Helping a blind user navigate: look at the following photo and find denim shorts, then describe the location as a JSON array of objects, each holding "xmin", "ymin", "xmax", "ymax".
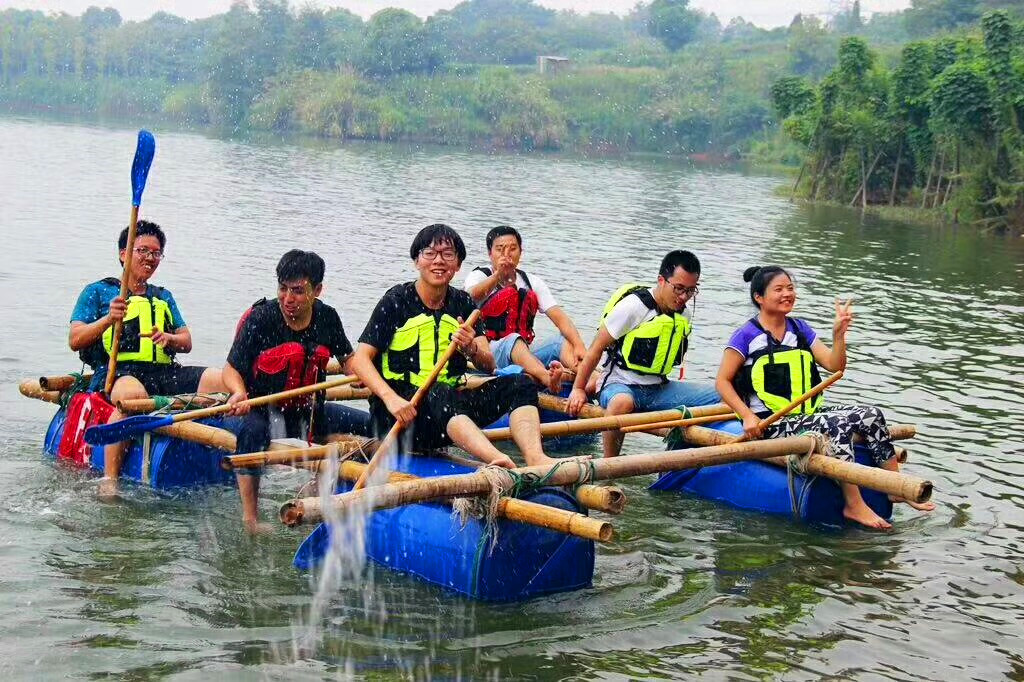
[{"xmin": 598, "ymin": 379, "xmax": 720, "ymax": 412}]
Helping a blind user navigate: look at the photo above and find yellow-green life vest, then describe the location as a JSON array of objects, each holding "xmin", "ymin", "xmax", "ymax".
[
  {"xmin": 381, "ymin": 312, "xmax": 465, "ymax": 388},
  {"xmin": 102, "ymin": 292, "xmax": 175, "ymax": 365},
  {"xmin": 600, "ymin": 283, "xmax": 691, "ymax": 377},
  {"xmin": 736, "ymin": 317, "xmax": 822, "ymax": 416}
]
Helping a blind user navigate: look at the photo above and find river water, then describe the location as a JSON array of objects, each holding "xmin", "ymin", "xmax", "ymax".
[{"xmin": 0, "ymin": 116, "xmax": 1022, "ymax": 679}]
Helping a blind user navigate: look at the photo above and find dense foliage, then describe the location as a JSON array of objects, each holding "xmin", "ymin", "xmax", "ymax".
[
  {"xmin": 773, "ymin": 10, "xmax": 1024, "ymax": 229},
  {"xmin": 1, "ymin": 0, "xmax": 1021, "ymax": 193}
]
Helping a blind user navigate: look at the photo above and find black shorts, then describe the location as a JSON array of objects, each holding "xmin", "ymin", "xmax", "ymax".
[
  {"xmin": 369, "ymin": 374, "xmax": 538, "ymax": 451},
  {"xmin": 115, "ymin": 363, "xmax": 208, "ymax": 396}
]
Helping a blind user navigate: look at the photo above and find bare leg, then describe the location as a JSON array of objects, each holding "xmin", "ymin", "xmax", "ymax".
[
  {"xmin": 236, "ymin": 473, "xmax": 271, "ymax": 534},
  {"xmin": 509, "ymin": 405, "xmax": 555, "ymax": 467},
  {"xmin": 882, "ymin": 456, "xmax": 936, "ymax": 511},
  {"xmin": 197, "ymin": 366, "xmax": 227, "ymax": 393},
  {"xmin": 602, "ymin": 393, "xmax": 634, "ymax": 458},
  {"xmin": 841, "ymin": 482, "xmax": 892, "ymax": 529},
  {"xmin": 509, "ymin": 339, "xmax": 561, "ymax": 393},
  {"xmin": 558, "ymin": 340, "xmax": 578, "ymax": 372},
  {"xmin": 446, "ymin": 415, "xmax": 515, "ymax": 468},
  {"xmin": 99, "ymin": 375, "xmax": 149, "ymax": 498}
]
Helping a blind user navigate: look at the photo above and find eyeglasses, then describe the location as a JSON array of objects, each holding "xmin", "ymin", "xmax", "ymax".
[
  {"xmin": 419, "ymin": 248, "xmax": 458, "ymax": 263},
  {"xmin": 668, "ymin": 282, "xmax": 699, "ymax": 297},
  {"xmin": 133, "ymin": 246, "xmax": 164, "ymax": 260}
]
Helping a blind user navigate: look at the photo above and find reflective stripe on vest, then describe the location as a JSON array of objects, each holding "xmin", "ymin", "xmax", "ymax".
[
  {"xmin": 102, "ymin": 294, "xmax": 174, "ymax": 364},
  {"xmin": 381, "ymin": 313, "xmax": 463, "ymax": 388},
  {"xmin": 600, "ymin": 283, "xmax": 691, "ymax": 376}
]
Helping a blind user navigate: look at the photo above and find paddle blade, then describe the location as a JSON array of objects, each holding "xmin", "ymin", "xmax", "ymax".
[
  {"xmin": 84, "ymin": 414, "xmax": 174, "ymax": 445},
  {"xmin": 130, "ymin": 130, "xmax": 156, "ymax": 207}
]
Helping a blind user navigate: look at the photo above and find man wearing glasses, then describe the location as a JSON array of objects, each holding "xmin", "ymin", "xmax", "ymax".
[
  {"xmin": 69, "ymin": 220, "xmax": 224, "ymax": 496},
  {"xmin": 350, "ymin": 223, "xmax": 556, "ymax": 467},
  {"xmin": 566, "ymin": 250, "xmax": 720, "ymax": 458}
]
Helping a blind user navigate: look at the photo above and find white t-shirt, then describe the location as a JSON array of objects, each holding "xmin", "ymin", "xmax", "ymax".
[
  {"xmin": 462, "ymin": 267, "xmax": 558, "ymax": 313},
  {"xmin": 601, "ymin": 287, "xmax": 682, "ymax": 387}
]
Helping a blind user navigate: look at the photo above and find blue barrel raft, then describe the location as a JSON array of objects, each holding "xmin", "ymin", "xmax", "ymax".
[
  {"xmin": 293, "ymin": 455, "xmax": 596, "ymax": 601},
  {"xmin": 42, "ymin": 407, "xmax": 236, "ymax": 490},
  {"xmin": 650, "ymin": 420, "xmax": 893, "ymax": 526}
]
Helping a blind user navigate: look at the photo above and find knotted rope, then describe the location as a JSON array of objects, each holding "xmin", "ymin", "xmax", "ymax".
[{"xmin": 786, "ymin": 431, "xmax": 833, "ymax": 520}]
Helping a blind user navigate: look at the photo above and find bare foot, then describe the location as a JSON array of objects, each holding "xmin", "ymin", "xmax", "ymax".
[
  {"xmin": 483, "ymin": 454, "xmax": 516, "ymax": 469},
  {"xmin": 97, "ymin": 477, "xmax": 120, "ymax": 501},
  {"xmin": 546, "ymin": 361, "xmax": 565, "ymax": 394},
  {"xmin": 889, "ymin": 495, "xmax": 936, "ymax": 512},
  {"xmin": 843, "ymin": 503, "xmax": 892, "ymax": 529},
  {"xmin": 525, "ymin": 454, "xmax": 559, "ymax": 469},
  {"xmin": 243, "ymin": 519, "xmax": 274, "ymax": 535}
]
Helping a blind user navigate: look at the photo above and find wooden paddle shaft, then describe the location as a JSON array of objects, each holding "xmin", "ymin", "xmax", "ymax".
[
  {"xmin": 313, "ymin": 459, "xmax": 612, "ymax": 542},
  {"xmin": 484, "ymin": 403, "xmax": 733, "ymax": 441},
  {"xmin": 167, "ymin": 375, "xmax": 358, "ymax": 424},
  {"xmin": 104, "ymin": 204, "xmax": 141, "ymax": 395},
  {"xmin": 281, "ymin": 433, "xmax": 903, "ymax": 525},
  {"xmin": 353, "ymin": 309, "xmax": 482, "ymax": 490},
  {"xmin": 19, "ymin": 379, "xmax": 61, "ymax": 404}
]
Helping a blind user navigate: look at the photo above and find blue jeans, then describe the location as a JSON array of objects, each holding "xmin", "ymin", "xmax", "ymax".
[
  {"xmin": 490, "ymin": 334, "xmax": 565, "ymax": 370},
  {"xmin": 599, "ymin": 380, "xmax": 720, "ymax": 412}
]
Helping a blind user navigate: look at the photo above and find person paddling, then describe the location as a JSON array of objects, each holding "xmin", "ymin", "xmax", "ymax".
[
  {"xmin": 566, "ymin": 250, "xmax": 720, "ymax": 457},
  {"xmin": 223, "ymin": 250, "xmax": 370, "ymax": 533},
  {"xmin": 464, "ymin": 226, "xmax": 588, "ymax": 392},
  {"xmin": 715, "ymin": 265, "xmax": 935, "ymax": 530},
  {"xmin": 68, "ymin": 221, "xmax": 225, "ymax": 498},
  {"xmin": 350, "ymin": 224, "xmax": 556, "ymax": 467}
]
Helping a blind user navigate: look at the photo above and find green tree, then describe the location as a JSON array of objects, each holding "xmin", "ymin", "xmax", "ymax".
[
  {"xmin": 906, "ymin": 0, "xmax": 981, "ymax": 36},
  {"xmin": 648, "ymin": 0, "xmax": 700, "ymax": 52},
  {"xmin": 358, "ymin": 9, "xmax": 440, "ymax": 77}
]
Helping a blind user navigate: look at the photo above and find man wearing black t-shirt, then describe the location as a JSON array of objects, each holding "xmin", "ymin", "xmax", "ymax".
[
  {"xmin": 351, "ymin": 224, "xmax": 556, "ymax": 468},
  {"xmin": 224, "ymin": 250, "xmax": 369, "ymax": 532}
]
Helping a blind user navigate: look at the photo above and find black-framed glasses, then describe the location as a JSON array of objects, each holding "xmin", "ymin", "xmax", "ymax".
[
  {"xmin": 668, "ymin": 282, "xmax": 699, "ymax": 297},
  {"xmin": 133, "ymin": 246, "xmax": 164, "ymax": 260},
  {"xmin": 419, "ymin": 248, "xmax": 458, "ymax": 262}
]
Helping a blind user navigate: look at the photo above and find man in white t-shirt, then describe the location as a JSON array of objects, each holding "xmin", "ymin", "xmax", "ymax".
[
  {"xmin": 464, "ymin": 226, "xmax": 588, "ymax": 394},
  {"xmin": 566, "ymin": 250, "xmax": 720, "ymax": 457}
]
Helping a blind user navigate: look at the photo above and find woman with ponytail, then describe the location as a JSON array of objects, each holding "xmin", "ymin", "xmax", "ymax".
[{"xmin": 715, "ymin": 265, "xmax": 934, "ymax": 529}]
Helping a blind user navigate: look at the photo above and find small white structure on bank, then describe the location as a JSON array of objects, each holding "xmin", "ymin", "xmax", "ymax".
[{"xmin": 537, "ymin": 56, "xmax": 570, "ymax": 74}]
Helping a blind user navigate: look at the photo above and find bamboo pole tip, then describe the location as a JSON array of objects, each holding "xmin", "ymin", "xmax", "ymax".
[
  {"xmin": 280, "ymin": 500, "xmax": 305, "ymax": 527},
  {"xmin": 597, "ymin": 522, "xmax": 614, "ymax": 542},
  {"xmin": 19, "ymin": 379, "xmax": 41, "ymax": 396},
  {"xmin": 220, "ymin": 456, "xmax": 234, "ymax": 471},
  {"xmin": 913, "ymin": 480, "xmax": 933, "ymax": 504}
]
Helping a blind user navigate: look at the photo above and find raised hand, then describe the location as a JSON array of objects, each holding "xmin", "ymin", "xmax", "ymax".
[
  {"xmin": 833, "ymin": 298, "xmax": 854, "ymax": 338},
  {"xmin": 452, "ymin": 316, "xmax": 476, "ymax": 353}
]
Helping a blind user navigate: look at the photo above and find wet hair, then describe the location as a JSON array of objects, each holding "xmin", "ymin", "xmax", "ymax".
[
  {"xmin": 276, "ymin": 249, "xmax": 325, "ymax": 287},
  {"xmin": 659, "ymin": 250, "xmax": 701, "ymax": 279},
  {"xmin": 409, "ymin": 223, "xmax": 466, "ymax": 263},
  {"xmin": 118, "ymin": 220, "xmax": 166, "ymax": 251},
  {"xmin": 743, "ymin": 265, "xmax": 792, "ymax": 308},
  {"xmin": 486, "ymin": 225, "xmax": 522, "ymax": 251}
]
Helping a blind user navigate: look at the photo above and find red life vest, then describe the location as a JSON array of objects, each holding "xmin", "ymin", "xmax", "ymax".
[
  {"xmin": 476, "ymin": 268, "xmax": 540, "ymax": 344},
  {"xmin": 58, "ymin": 392, "xmax": 115, "ymax": 467},
  {"xmin": 236, "ymin": 298, "xmax": 332, "ymax": 411}
]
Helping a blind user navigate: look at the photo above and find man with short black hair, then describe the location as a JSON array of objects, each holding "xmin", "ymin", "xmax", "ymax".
[
  {"xmin": 566, "ymin": 250, "xmax": 720, "ymax": 458},
  {"xmin": 350, "ymin": 224, "xmax": 555, "ymax": 467},
  {"xmin": 224, "ymin": 249, "xmax": 370, "ymax": 532},
  {"xmin": 69, "ymin": 220, "xmax": 224, "ymax": 497},
  {"xmin": 464, "ymin": 225, "xmax": 588, "ymax": 393}
]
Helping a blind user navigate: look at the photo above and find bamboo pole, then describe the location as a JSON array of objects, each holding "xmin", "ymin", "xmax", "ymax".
[
  {"xmin": 281, "ymin": 453, "xmax": 612, "ymax": 541},
  {"xmin": 118, "ymin": 394, "xmax": 225, "ymax": 413},
  {"xmin": 154, "ymin": 421, "xmax": 237, "ymax": 451},
  {"xmin": 483, "ymin": 404, "xmax": 733, "ymax": 441},
  {"xmin": 576, "ymin": 485, "xmax": 627, "ymax": 514},
  {"xmin": 281, "ymin": 433, "xmax": 931, "ymax": 526},
  {"xmin": 38, "ymin": 374, "xmax": 93, "ymax": 391},
  {"xmin": 19, "ymin": 379, "xmax": 61, "ymax": 404},
  {"xmin": 619, "ymin": 412, "xmax": 734, "ymax": 434}
]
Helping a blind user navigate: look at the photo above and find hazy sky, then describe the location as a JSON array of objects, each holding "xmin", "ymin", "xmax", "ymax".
[{"xmin": 0, "ymin": 0, "xmax": 913, "ymax": 27}]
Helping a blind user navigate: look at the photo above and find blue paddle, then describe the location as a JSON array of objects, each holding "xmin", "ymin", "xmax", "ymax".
[
  {"xmin": 104, "ymin": 130, "xmax": 157, "ymax": 395},
  {"xmin": 85, "ymin": 375, "xmax": 360, "ymax": 446}
]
